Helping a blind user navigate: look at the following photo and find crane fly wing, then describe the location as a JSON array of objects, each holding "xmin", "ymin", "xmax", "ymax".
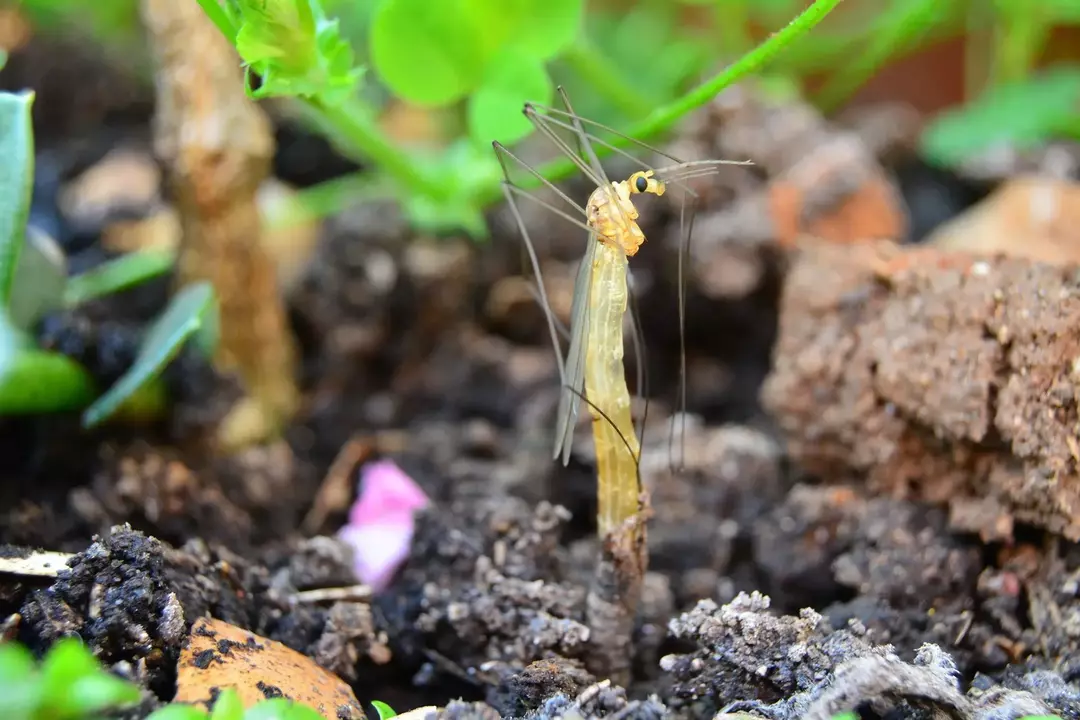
[{"xmin": 553, "ymin": 229, "xmax": 598, "ymax": 465}]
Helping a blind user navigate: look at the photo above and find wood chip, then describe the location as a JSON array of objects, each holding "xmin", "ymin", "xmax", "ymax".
[
  {"xmin": 176, "ymin": 617, "xmax": 365, "ymax": 719},
  {"xmin": 0, "ymin": 550, "xmax": 74, "ymax": 577}
]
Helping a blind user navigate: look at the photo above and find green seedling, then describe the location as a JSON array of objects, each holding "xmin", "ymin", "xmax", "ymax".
[
  {"xmin": 0, "ymin": 637, "xmax": 141, "ymax": 720},
  {"xmin": 0, "ymin": 89, "xmax": 218, "ymax": 425},
  {"xmin": 145, "ymin": 687, "xmax": 325, "ymax": 720},
  {"xmin": 371, "ymin": 700, "xmax": 397, "ymax": 720}
]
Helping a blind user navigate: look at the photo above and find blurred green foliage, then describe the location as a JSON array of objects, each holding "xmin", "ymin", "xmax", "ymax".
[
  {"xmin": 0, "ymin": 637, "xmax": 141, "ymax": 720},
  {"xmin": 0, "ymin": 87, "xmax": 217, "ymax": 426},
  {"xmin": 13, "ymin": 0, "xmax": 1080, "ymax": 233},
  {"xmin": 0, "ymin": 638, "xmax": 337, "ymax": 720}
]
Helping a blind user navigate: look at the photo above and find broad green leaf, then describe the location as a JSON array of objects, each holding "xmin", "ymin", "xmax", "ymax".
[
  {"xmin": 63, "ymin": 248, "xmax": 174, "ymax": 308},
  {"xmin": 921, "ymin": 65, "xmax": 1080, "ymax": 167},
  {"xmin": 0, "ymin": 311, "xmax": 97, "ymax": 415},
  {"xmin": 10, "ymin": 226, "xmax": 68, "ymax": 330},
  {"xmin": 0, "ymin": 90, "xmax": 35, "ymax": 308},
  {"xmin": 66, "ymin": 672, "xmax": 142, "ymax": 715},
  {"xmin": 458, "ymin": 0, "xmax": 584, "ymax": 62},
  {"xmin": 467, "ymin": 50, "xmax": 553, "ymax": 146},
  {"xmin": 370, "ymin": 0, "xmax": 487, "ymax": 106},
  {"xmin": 39, "ymin": 637, "xmax": 139, "ymax": 717},
  {"xmin": 371, "ymin": 700, "xmax": 398, "ymax": 720},
  {"xmin": 82, "ymin": 281, "xmax": 216, "ymax": 428},
  {"xmin": 208, "ymin": 688, "xmax": 243, "ymax": 720}
]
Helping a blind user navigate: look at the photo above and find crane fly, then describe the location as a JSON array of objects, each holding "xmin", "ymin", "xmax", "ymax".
[{"xmin": 493, "ymin": 88, "xmax": 749, "ymax": 532}]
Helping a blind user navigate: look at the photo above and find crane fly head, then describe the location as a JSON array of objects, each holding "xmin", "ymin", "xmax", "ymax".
[{"xmin": 628, "ymin": 170, "xmax": 665, "ymax": 198}]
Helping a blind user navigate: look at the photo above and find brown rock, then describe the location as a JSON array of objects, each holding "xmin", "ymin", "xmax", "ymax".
[
  {"xmin": 175, "ymin": 617, "xmax": 365, "ymax": 719},
  {"xmin": 762, "ymin": 239, "xmax": 1080, "ymax": 540}
]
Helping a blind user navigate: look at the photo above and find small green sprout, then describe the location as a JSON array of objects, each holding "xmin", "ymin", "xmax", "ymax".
[
  {"xmin": 0, "ymin": 637, "xmax": 141, "ymax": 720},
  {"xmin": 0, "ymin": 89, "xmax": 219, "ymax": 425},
  {"xmin": 145, "ymin": 687, "xmax": 326, "ymax": 720},
  {"xmin": 371, "ymin": 700, "xmax": 397, "ymax": 720}
]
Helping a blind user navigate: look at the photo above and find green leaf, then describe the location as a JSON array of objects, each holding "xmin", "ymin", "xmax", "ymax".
[
  {"xmin": 370, "ymin": 0, "xmax": 487, "ymax": 106},
  {"xmin": 244, "ymin": 699, "xmax": 326, "ymax": 720},
  {"xmin": 67, "ymin": 672, "xmax": 142, "ymax": 715},
  {"xmin": 9, "ymin": 226, "xmax": 68, "ymax": 331},
  {"xmin": 63, "ymin": 249, "xmax": 174, "ymax": 308},
  {"xmin": 467, "ymin": 50, "xmax": 553, "ymax": 146},
  {"xmin": 82, "ymin": 281, "xmax": 217, "ymax": 428},
  {"xmin": 146, "ymin": 704, "xmax": 211, "ymax": 720},
  {"xmin": 0, "ymin": 311, "xmax": 98, "ymax": 415},
  {"xmin": 921, "ymin": 65, "xmax": 1080, "ymax": 167},
  {"xmin": 462, "ymin": 0, "xmax": 583, "ymax": 61},
  {"xmin": 0, "ymin": 90, "xmax": 35, "ymax": 308},
  {"xmin": 209, "ymin": 688, "xmax": 243, "ymax": 720},
  {"xmin": 0, "ymin": 641, "xmax": 42, "ymax": 717},
  {"xmin": 371, "ymin": 700, "xmax": 398, "ymax": 720},
  {"xmin": 40, "ymin": 638, "xmax": 140, "ymax": 717},
  {"xmin": 196, "ymin": 0, "xmax": 239, "ymax": 43},
  {"xmin": 233, "ymin": 0, "xmax": 363, "ymax": 103}
]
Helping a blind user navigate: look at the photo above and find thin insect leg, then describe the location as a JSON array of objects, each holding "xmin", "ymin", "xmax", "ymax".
[
  {"xmin": 668, "ymin": 191, "xmax": 699, "ymax": 474},
  {"xmin": 523, "ymin": 111, "xmax": 742, "ymax": 200},
  {"xmin": 523, "ymin": 105, "xmax": 610, "ymax": 191},
  {"xmin": 626, "ymin": 266, "xmax": 650, "ymax": 456},
  {"xmin": 554, "ymin": 87, "xmax": 615, "ymax": 192},
  {"xmin": 533, "ymin": 93, "xmax": 644, "ymax": 241},
  {"xmin": 528, "ymin": 99, "xmax": 688, "ymax": 166},
  {"xmin": 500, "ymin": 181, "xmax": 597, "ymax": 237},
  {"xmin": 499, "ymin": 180, "xmax": 568, "ymax": 388},
  {"xmin": 494, "ymin": 141, "xmax": 589, "ymax": 222}
]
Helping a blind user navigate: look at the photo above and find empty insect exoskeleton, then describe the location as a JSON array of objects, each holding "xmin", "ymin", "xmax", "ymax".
[{"xmin": 493, "ymin": 88, "xmax": 750, "ymax": 537}]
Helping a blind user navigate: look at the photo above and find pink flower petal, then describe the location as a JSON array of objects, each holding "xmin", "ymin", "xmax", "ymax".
[
  {"xmin": 336, "ymin": 459, "xmax": 430, "ymax": 591},
  {"xmin": 337, "ymin": 519, "xmax": 416, "ymax": 592},
  {"xmin": 348, "ymin": 459, "xmax": 430, "ymax": 525}
]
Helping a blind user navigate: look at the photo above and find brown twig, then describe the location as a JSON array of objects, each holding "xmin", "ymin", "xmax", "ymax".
[{"xmin": 140, "ymin": 0, "xmax": 298, "ymax": 449}]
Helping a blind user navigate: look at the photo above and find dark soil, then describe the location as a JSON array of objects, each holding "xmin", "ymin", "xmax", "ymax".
[{"xmin": 3, "ymin": 26, "xmax": 1080, "ymax": 720}]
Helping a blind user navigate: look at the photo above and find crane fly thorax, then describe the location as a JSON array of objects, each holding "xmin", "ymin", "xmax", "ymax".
[{"xmin": 587, "ymin": 181, "xmax": 645, "ymax": 257}]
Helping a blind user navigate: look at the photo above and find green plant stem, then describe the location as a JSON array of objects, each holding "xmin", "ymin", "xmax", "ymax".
[
  {"xmin": 302, "ymin": 94, "xmax": 448, "ymax": 202},
  {"xmin": 477, "ymin": 0, "xmax": 847, "ymax": 206},
  {"xmin": 561, "ymin": 35, "xmax": 651, "ymax": 120}
]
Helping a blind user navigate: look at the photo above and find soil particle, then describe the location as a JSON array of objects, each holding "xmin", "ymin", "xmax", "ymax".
[
  {"xmin": 761, "ymin": 238, "xmax": 1080, "ymax": 540},
  {"xmin": 19, "ymin": 524, "xmax": 186, "ymax": 691},
  {"xmin": 658, "ymin": 591, "xmax": 883, "ymax": 717},
  {"xmin": 381, "ymin": 498, "xmax": 587, "ymax": 692},
  {"xmin": 311, "ymin": 601, "xmax": 392, "ymax": 682},
  {"xmin": 488, "ymin": 658, "xmax": 595, "ymax": 717},
  {"xmin": 642, "ymin": 424, "xmax": 787, "ymax": 609},
  {"xmin": 440, "ymin": 678, "xmax": 666, "ymax": 720}
]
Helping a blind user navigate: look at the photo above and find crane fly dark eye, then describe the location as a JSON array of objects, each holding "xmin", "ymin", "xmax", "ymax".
[{"xmin": 634, "ymin": 176, "xmax": 648, "ymax": 193}]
